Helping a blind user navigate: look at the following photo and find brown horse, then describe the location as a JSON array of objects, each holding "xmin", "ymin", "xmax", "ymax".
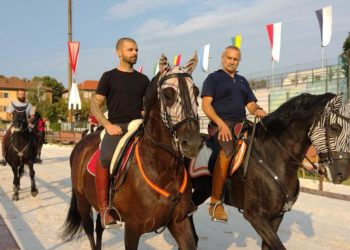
[{"xmin": 61, "ymin": 53, "xmax": 202, "ymax": 250}]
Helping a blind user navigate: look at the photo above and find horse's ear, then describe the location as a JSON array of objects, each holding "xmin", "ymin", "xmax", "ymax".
[
  {"xmin": 328, "ymin": 93, "xmax": 343, "ymax": 111},
  {"xmin": 159, "ymin": 53, "xmax": 169, "ymax": 74},
  {"xmin": 184, "ymin": 51, "xmax": 198, "ymax": 74}
]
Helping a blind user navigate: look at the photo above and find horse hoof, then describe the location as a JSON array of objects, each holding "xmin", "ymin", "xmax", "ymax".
[
  {"xmin": 12, "ymin": 194, "xmax": 19, "ymax": 201},
  {"xmin": 31, "ymin": 189, "xmax": 38, "ymax": 197}
]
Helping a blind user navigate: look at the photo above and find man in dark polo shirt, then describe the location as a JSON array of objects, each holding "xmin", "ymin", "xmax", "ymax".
[
  {"xmin": 91, "ymin": 37, "xmax": 149, "ymax": 228},
  {"xmin": 201, "ymin": 46, "xmax": 267, "ymax": 222}
]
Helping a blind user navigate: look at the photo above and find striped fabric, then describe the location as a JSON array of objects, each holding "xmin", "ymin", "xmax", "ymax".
[
  {"xmin": 158, "ymin": 54, "xmax": 198, "ymax": 128},
  {"xmin": 309, "ymin": 94, "xmax": 350, "ymax": 155}
]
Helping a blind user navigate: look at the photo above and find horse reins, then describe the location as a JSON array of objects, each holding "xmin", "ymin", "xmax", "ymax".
[{"xmin": 134, "ymin": 140, "xmax": 188, "ymax": 201}]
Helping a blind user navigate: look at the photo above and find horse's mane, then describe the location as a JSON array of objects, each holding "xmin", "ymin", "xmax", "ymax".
[
  {"xmin": 143, "ymin": 73, "xmax": 160, "ymax": 123},
  {"xmin": 261, "ymin": 93, "xmax": 336, "ymax": 136}
]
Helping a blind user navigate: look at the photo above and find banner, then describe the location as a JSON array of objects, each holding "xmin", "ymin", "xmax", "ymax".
[
  {"xmin": 199, "ymin": 44, "xmax": 210, "ymax": 73},
  {"xmin": 68, "ymin": 82, "xmax": 81, "ymax": 110},
  {"xmin": 266, "ymin": 22, "xmax": 282, "ymax": 62},
  {"xmin": 173, "ymin": 54, "xmax": 181, "ymax": 66},
  {"xmin": 154, "ymin": 61, "xmax": 160, "ymax": 76},
  {"xmin": 231, "ymin": 35, "xmax": 242, "ymax": 49},
  {"xmin": 68, "ymin": 41, "xmax": 80, "ymax": 74},
  {"xmin": 315, "ymin": 5, "xmax": 332, "ymax": 47}
]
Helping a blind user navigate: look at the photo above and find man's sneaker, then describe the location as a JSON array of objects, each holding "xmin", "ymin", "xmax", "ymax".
[{"xmin": 0, "ymin": 159, "xmax": 7, "ymax": 166}]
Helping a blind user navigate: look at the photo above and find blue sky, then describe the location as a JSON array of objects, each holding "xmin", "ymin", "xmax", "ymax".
[{"xmin": 0, "ymin": 0, "xmax": 349, "ymax": 88}]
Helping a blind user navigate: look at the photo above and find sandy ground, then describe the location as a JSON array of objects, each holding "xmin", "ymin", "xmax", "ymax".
[{"xmin": 0, "ymin": 144, "xmax": 350, "ymax": 250}]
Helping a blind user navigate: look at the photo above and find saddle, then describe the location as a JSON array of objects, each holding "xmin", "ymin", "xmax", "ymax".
[
  {"xmin": 87, "ymin": 119, "xmax": 143, "ymax": 178},
  {"xmin": 188, "ymin": 120, "xmax": 250, "ymax": 178}
]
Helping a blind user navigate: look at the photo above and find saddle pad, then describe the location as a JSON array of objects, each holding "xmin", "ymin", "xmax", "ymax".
[
  {"xmin": 189, "ymin": 143, "xmax": 212, "ymax": 178},
  {"xmin": 87, "ymin": 149, "xmax": 100, "ymax": 176},
  {"xmin": 109, "ymin": 119, "xmax": 143, "ymax": 174}
]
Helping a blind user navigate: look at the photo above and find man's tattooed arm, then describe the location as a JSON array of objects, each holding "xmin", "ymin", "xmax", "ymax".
[{"xmin": 91, "ymin": 94, "xmax": 110, "ymax": 127}]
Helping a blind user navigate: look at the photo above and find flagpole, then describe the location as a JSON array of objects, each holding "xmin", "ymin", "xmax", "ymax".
[
  {"xmin": 272, "ymin": 60, "xmax": 275, "ymax": 88},
  {"xmin": 68, "ymin": 0, "xmax": 73, "ymax": 123}
]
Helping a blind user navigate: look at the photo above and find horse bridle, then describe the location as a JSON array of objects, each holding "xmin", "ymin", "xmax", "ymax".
[
  {"xmin": 145, "ymin": 71, "xmax": 199, "ymax": 156},
  {"xmin": 310, "ymin": 106, "xmax": 350, "ymax": 166}
]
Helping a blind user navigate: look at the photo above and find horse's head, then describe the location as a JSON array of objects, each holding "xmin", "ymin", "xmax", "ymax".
[
  {"xmin": 309, "ymin": 93, "xmax": 350, "ymax": 183},
  {"xmin": 12, "ymin": 104, "xmax": 29, "ymax": 132},
  {"xmin": 145, "ymin": 52, "xmax": 202, "ymax": 158}
]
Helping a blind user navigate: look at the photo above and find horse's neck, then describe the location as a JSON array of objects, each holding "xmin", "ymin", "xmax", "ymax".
[{"xmin": 142, "ymin": 109, "xmax": 182, "ymax": 172}]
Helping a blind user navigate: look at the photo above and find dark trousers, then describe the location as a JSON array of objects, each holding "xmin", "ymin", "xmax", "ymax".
[
  {"xmin": 100, "ymin": 123, "xmax": 128, "ymax": 168},
  {"xmin": 209, "ymin": 121, "xmax": 237, "ymax": 157}
]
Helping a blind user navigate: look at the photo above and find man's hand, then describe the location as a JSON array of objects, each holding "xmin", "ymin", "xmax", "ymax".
[
  {"xmin": 105, "ymin": 124, "xmax": 123, "ymax": 136},
  {"xmin": 254, "ymin": 108, "xmax": 267, "ymax": 118},
  {"xmin": 218, "ymin": 122, "xmax": 232, "ymax": 142}
]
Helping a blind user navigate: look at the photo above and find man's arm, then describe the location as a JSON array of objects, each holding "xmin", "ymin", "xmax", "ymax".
[
  {"xmin": 202, "ymin": 96, "xmax": 232, "ymax": 141},
  {"xmin": 246, "ymin": 101, "xmax": 267, "ymax": 118},
  {"xmin": 91, "ymin": 94, "xmax": 122, "ymax": 135},
  {"xmin": 91, "ymin": 94, "xmax": 110, "ymax": 127},
  {"xmin": 5, "ymin": 112, "xmax": 12, "ymax": 121}
]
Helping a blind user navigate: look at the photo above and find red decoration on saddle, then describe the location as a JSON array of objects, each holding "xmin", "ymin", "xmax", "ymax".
[
  {"xmin": 234, "ymin": 123, "xmax": 243, "ymax": 137},
  {"xmin": 87, "ymin": 150, "xmax": 100, "ymax": 176}
]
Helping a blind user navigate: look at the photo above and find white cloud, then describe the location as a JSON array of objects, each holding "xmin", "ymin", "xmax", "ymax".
[{"xmin": 107, "ymin": 0, "xmax": 186, "ymax": 19}]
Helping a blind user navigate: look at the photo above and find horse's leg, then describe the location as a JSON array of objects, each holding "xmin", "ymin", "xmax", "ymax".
[
  {"xmin": 95, "ymin": 213, "xmax": 104, "ymax": 250},
  {"xmin": 28, "ymin": 162, "xmax": 38, "ymax": 197},
  {"xmin": 167, "ymin": 217, "xmax": 196, "ymax": 250},
  {"xmin": 244, "ymin": 212, "xmax": 286, "ymax": 250},
  {"xmin": 124, "ymin": 223, "xmax": 141, "ymax": 250},
  {"xmin": 261, "ymin": 215, "xmax": 284, "ymax": 250},
  {"xmin": 11, "ymin": 166, "xmax": 20, "ymax": 201},
  {"xmin": 188, "ymin": 215, "xmax": 198, "ymax": 247}
]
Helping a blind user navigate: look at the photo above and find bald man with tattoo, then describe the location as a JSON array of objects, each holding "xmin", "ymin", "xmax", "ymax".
[{"xmin": 91, "ymin": 38, "xmax": 149, "ymax": 228}]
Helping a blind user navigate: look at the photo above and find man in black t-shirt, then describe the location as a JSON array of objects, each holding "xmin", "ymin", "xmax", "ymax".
[
  {"xmin": 91, "ymin": 37, "xmax": 149, "ymax": 228},
  {"xmin": 201, "ymin": 46, "xmax": 266, "ymax": 222}
]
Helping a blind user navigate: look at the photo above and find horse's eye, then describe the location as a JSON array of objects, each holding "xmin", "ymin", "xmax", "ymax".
[
  {"xmin": 163, "ymin": 87, "xmax": 176, "ymax": 107},
  {"xmin": 329, "ymin": 123, "xmax": 342, "ymax": 137}
]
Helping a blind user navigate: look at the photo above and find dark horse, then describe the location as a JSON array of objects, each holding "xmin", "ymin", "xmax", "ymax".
[
  {"xmin": 190, "ymin": 93, "xmax": 350, "ymax": 250},
  {"xmin": 5, "ymin": 104, "xmax": 38, "ymax": 201},
  {"xmin": 61, "ymin": 53, "xmax": 202, "ymax": 249}
]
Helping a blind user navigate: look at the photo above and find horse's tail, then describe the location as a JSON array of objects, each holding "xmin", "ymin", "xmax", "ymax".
[{"xmin": 60, "ymin": 189, "xmax": 85, "ymax": 241}]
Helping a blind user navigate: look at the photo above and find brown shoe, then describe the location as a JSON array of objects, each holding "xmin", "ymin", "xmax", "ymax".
[
  {"xmin": 209, "ymin": 202, "xmax": 228, "ymax": 222},
  {"xmin": 95, "ymin": 164, "xmax": 120, "ymax": 229}
]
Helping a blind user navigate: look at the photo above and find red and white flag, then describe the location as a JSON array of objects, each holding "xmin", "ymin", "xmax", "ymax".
[
  {"xmin": 315, "ymin": 6, "xmax": 332, "ymax": 47},
  {"xmin": 138, "ymin": 66, "xmax": 144, "ymax": 73},
  {"xmin": 68, "ymin": 41, "xmax": 80, "ymax": 74},
  {"xmin": 266, "ymin": 22, "xmax": 282, "ymax": 62}
]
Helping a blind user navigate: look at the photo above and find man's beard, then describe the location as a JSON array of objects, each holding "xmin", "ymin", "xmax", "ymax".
[{"xmin": 18, "ymin": 97, "xmax": 25, "ymax": 102}]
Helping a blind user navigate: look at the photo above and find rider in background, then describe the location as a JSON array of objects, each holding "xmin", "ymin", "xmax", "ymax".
[
  {"xmin": 91, "ymin": 37, "xmax": 149, "ymax": 228},
  {"xmin": 0, "ymin": 89, "xmax": 35, "ymax": 166},
  {"xmin": 88, "ymin": 115, "xmax": 99, "ymax": 133},
  {"xmin": 201, "ymin": 46, "xmax": 267, "ymax": 222}
]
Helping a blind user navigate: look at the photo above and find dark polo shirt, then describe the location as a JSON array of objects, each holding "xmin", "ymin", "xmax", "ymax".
[{"xmin": 201, "ymin": 70, "xmax": 257, "ymax": 122}]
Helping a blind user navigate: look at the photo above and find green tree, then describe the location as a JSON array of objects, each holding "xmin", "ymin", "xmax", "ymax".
[
  {"xmin": 46, "ymin": 98, "xmax": 68, "ymax": 122},
  {"xmin": 341, "ymin": 32, "xmax": 350, "ymax": 77},
  {"xmin": 32, "ymin": 76, "xmax": 64, "ymax": 102}
]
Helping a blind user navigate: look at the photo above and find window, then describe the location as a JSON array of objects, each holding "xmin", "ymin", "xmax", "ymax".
[{"xmin": 3, "ymin": 92, "xmax": 8, "ymax": 98}]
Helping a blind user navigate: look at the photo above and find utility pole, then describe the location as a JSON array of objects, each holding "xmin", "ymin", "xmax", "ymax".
[
  {"xmin": 347, "ymin": 49, "xmax": 350, "ymax": 101},
  {"xmin": 68, "ymin": 0, "xmax": 73, "ymax": 122}
]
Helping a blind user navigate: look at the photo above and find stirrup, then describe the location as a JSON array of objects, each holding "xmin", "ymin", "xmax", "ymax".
[
  {"xmin": 210, "ymin": 201, "xmax": 228, "ymax": 223},
  {"xmin": 102, "ymin": 206, "xmax": 122, "ymax": 229}
]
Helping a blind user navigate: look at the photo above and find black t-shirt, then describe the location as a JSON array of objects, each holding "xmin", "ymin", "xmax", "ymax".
[{"xmin": 96, "ymin": 68, "xmax": 149, "ymax": 123}]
